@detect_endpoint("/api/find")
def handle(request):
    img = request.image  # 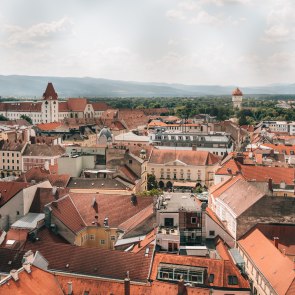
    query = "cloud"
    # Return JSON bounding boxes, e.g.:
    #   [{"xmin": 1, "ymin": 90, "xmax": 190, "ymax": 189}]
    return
[
  {"xmin": 1, "ymin": 17, "xmax": 73, "ymax": 48},
  {"xmin": 263, "ymin": 1, "xmax": 295, "ymax": 42},
  {"xmin": 201, "ymin": 0, "xmax": 251, "ymax": 6},
  {"xmin": 166, "ymin": 0, "xmax": 246, "ymax": 26}
]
